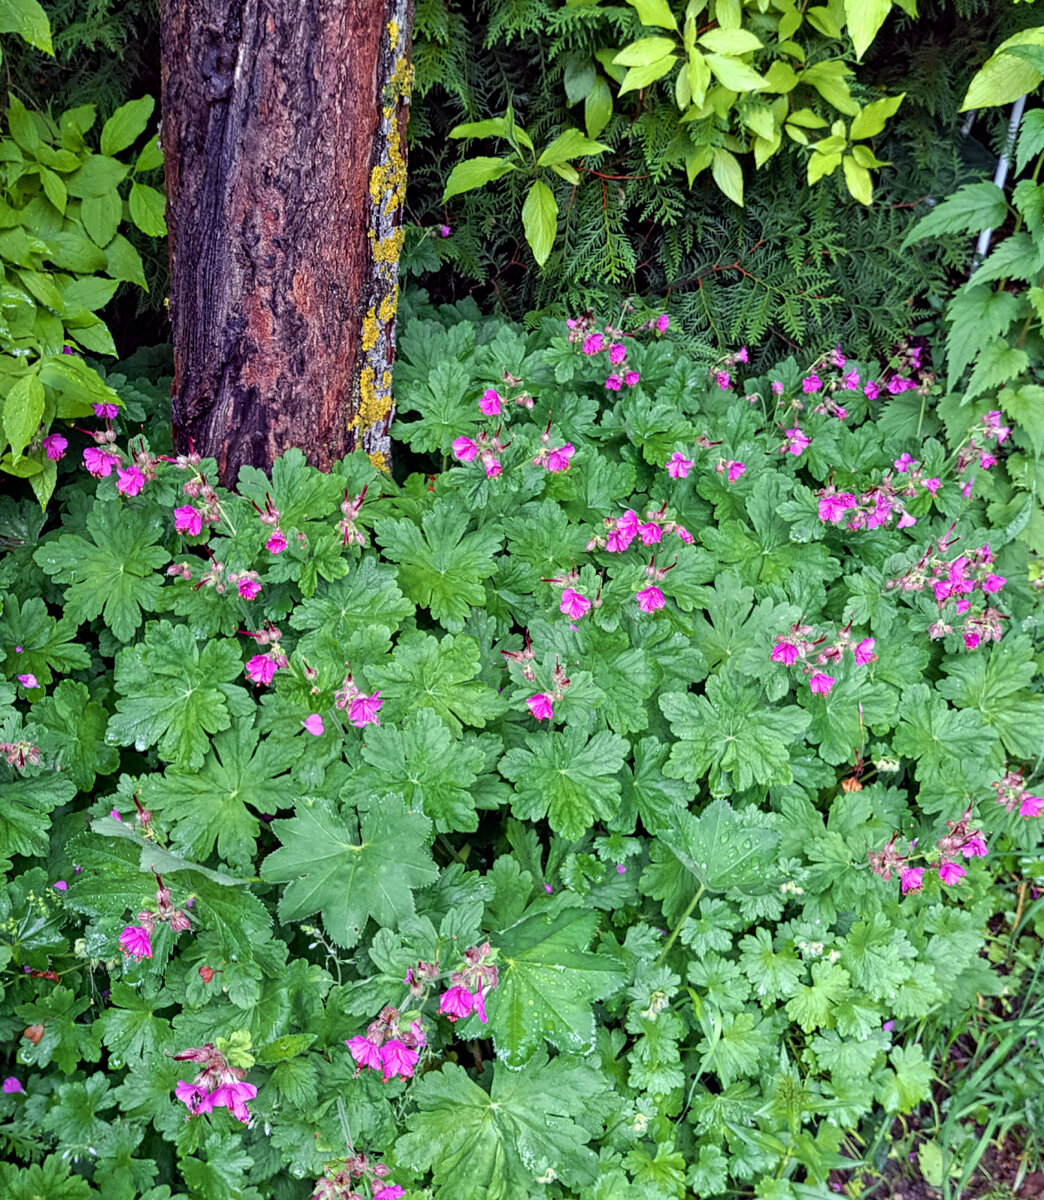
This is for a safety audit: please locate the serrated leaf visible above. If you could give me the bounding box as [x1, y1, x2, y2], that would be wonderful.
[658, 799, 780, 894]
[261, 793, 438, 948]
[0, 594, 91, 686]
[35, 680, 119, 791]
[901, 183, 1008, 249]
[961, 28, 1044, 110]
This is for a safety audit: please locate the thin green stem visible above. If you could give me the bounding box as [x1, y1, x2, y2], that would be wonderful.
[656, 882, 706, 966]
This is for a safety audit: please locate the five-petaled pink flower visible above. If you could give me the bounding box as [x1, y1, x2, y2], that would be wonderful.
[624, 370, 640, 387]
[1020, 794, 1043, 818]
[438, 986, 476, 1022]
[636, 586, 665, 613]
[346, 1036, 382, 1072]
[2, 1077, 24, 1094]
[484, 456, 502, 478]
[175, 1080, 212, 1115]
[349, 691, 383, 728]
[961, 836, 988, 858]
[560, 589, 590, 620]
[245, 654, 279, 686]
[982, 574, 1006, 593]
[43, 434, 67, 460]
[373, 1186, 405, 1200]
[809, 672, 835, 696]
[527, 693, 554, 721]
[656, 314, 669, 333]
[938, 861, 966, 886]
[84, 446, 118, 477]
[784, 427, 810, 456]
[209, 1079, 257, 1123]
[609, 342, 627, 364]
[667, 452, 693, 479]
[854, 638, 876, 665]
[116, 465, 145, 497]
[266, 529, 288, 553]
[727, 461, 746, 483]
[174, 505, 203, 536]
[638, 522, 662, 545]
[605, 374, 622, 391]
[302, 714, 324, 736]
[894, 453, 916, 473]
[379, 1039, 419, 1081]
[479, 389, 501, 416]
[17, 673, 39, 689]
[93, 403, 119, 419]
[452, 435, 478, 462]
[120, 925, 153, 960]
[802, 374, 822, 394]
[864, 380, 880, 400]
[238, 579, 261, 600]
[582, 333, 604, 355]
[900, 867, 924, 894]
[546, 444, 574, 473]
[770, 641, 799, 666]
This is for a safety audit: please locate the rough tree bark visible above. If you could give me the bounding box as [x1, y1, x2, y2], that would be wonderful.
[159, 0, 414, 485]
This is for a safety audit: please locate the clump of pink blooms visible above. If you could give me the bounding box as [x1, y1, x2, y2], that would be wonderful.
[241, 623, 289, 685]
[993, 770, 1043, 819]
[436, 941, 499, 1024]
[587, 505, 692, 554]
[312, 1152, 404, 1200]
[452, 428, 507, 478]
[174, 1042, 257, 1123]
[525, 659, 572, 722]
[346, 1005, 427, 1083]
[334, 672, 383, 728]
[815, 459, 940, 531]
[953, 411, 1011, 500]
[565, 311, 648, 386]
[870, 808, 988, 895]
[885, 528, 1006, 649]
[770, 622, 876, 694]
[121, 876, 192, 963]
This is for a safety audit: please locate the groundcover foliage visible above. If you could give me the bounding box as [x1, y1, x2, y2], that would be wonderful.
[1, 304, 1043, 1200]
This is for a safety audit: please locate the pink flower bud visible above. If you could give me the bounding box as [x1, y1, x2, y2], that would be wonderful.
[17, 674, 39, 689]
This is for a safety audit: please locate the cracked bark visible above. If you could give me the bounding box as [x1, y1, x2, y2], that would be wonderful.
[160, 0, 413, 486]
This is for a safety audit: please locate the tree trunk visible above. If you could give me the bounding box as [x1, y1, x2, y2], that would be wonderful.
[159, 0, 414, 485]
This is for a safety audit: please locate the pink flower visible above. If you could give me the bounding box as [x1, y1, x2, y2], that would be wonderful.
[17, 673, 39, 688]
[379, 1039, 419, 1081]
[938, 861, 966, 886]
[675, 526, 693, 544]
[735, 346, 749, 364]
[238, 579, 261, 600]
[624, 370, 640, 386]
[802, 374, 822, 394]
[809, 672, 835, 696]
[864, 380, 880, 400]
[175, 1080, 213, 1115]
[110, 809, 122, 821]
[526, 693, 554, 721]
[439, 224, 451, 237]
[841, 370, 860, 390]
[961, 836, 988, 858]
[636, 585, 665, 613]
[894, 453, 916, 474]
[374, 1187, 405, 1200]
[53, 880, 67, 891]
[2, 1077, 24, 1094]
[609, 342, 627, 364]
[546, 444, 575, 473]
[770, 641, 799, 666]
[727, 461, 746, 483]
[83, 446, 118, 477]
[853, 638, 875, 665]
[818, 495, 850, 523]
[771, 380, 784, 395]
[784, 427, 810, 456]
[616, 862, 627, 874]
[979, 452, 997, 470]
[656, 314, 670, 333]
[560, 589, 590, 619]
[667, 452, 693, 479]
[605, 374, 622, 391]
[93, 403, 119, 419]
[438, 986, 476, 1022]
[245, 654, 278, 686]
[302, 714, 324, 736]
[887, 377, 914, 394]
[1020, 794, 1043, 818]
[964, 630, 981, 650]
[120, 925, 153, 960]
[452, 435, 478, 462]
[116, 465, 145, 497]
[924, 477, 942, 495]
[897, 511, 917, 529]
[961, 478, 974, 499]
[479, 389, 501, 416]
[606, 529, 633, 553]
[484, 456, 502, 478]
[210, 1079, 257, 1123]
[346, 1035, 382, 1072]
[900, 867, 924, 894]
[582, 333, 604, 355]
[716, 371, 730, 390]
[982, 574, 1006, 593]
[638, 522, 662, 545]
[174, 505, 203, 536]
[266, 529, 288, 553]
[472, 985, 487, 1023]
[348, 691, 383, 728]
[42, 434, 67, 460]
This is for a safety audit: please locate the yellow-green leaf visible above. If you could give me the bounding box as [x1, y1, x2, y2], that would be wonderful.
[585, 76, 614, 138]
[763, 60, 798, 92]
[614, 36, 679, 67]
[808, 150, 842, 184]
[845, 0, 893, 59]
[787, 107, 829, 129]
[711, 147, 744, 206]
[538, 128, 609, 166]
[705, 53, 767, 91]
[842, 154, 873, 205]
[961, 27, 1044, 111]
[3, 371, 44, 460]
[522, 179, 558, 267]
[698, 28, 762, 55]
[806, 5, 842, 38]
[684, 145, 713, 186]
[618, 55, 678, 95]
[850, 92, 904, 140]
[801, 60, 860, 116]
[441, 157, 515, 202]
[626, 0, 679, 30]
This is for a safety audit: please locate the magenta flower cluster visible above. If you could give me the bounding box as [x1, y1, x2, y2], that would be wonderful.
[173, 1043, 257, 1123]
[770, 623, 875, 695]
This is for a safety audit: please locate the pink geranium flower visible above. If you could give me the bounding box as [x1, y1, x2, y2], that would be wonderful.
[116, 465, 145, 496]
[609, 342, 627, 364]
[636, 586, 665, 613]
[900, 867, 924, 894]
[42, 434, 67, 460]
[245, 654, 279, 686]
[93, 403, 119, 419]
[605, 374, 622, 391]
[302, 714, 324, 736]
[437, 986, 476, 1022]
[716, 371, 730, 390]
[853, 638, 875, 665]
[266, 529, 288, 553]
[1020, 794, 1043, 818]
[17, 673, 39, 688]
[667, 452, 693, 479]
[546, 444, 575, 473]
[84, 446, 118, 477]
[802, 374, 821, 394]
[624, 370, 640, 386]
[655, 314, 669, 333]
[373, 1186, 405, 1200]
[452, 435, 478, 462]
[346, 1035, 382, 1072]
[560, 589, 590, 619]
[210, 1079, 257, 1122]
[479, 389, 501, 416]
[961, 836, 988, 858]
[582, 333, 604, 355]
[938, 861, 966, 886]
[770, 641, 799, 666]
[894, 453, 916, 474]
[175, 1080, 213, 1115]
[526, 693, 554, 721]
[809, 672, 835, 695]
[784, 427, 810, 456]
[348, 691, 383, 728]
[120, 925, 153, 960]
[2, 1077, 24, 1094]
[174, 505, 203, 536]
[238, 579, 261, 600]
[864, 380, 880, 400]
[727, 461, 745, 483]
[379, 1039, 419, 1081]
[484, 456, 502, 478]
[638, 522, 662, 545]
